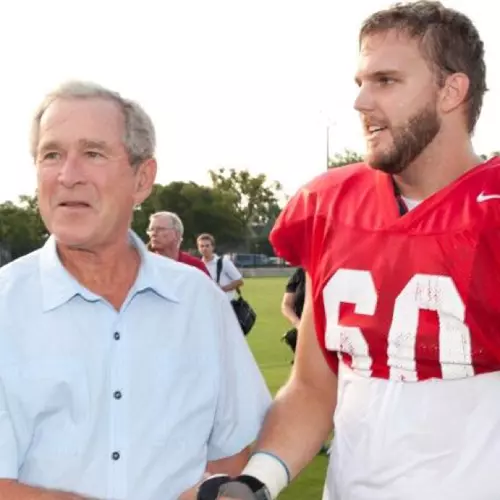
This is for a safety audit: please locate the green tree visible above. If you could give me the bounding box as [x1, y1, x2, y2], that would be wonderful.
[328, 149, 364, 169]
[208, 168, 283, 230]
[0, 195, 47, 259]
[132, 181, 246, 250]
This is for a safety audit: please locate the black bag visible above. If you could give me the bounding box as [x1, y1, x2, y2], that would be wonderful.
[281, 327, 298, 353]
[216, 257, 257, 336]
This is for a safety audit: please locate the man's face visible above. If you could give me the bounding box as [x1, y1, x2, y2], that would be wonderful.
[147, 217, 180, 252]
[36, 97, 156, 249]
[197, 238, 214, 259]
[354, 30, 442, 174]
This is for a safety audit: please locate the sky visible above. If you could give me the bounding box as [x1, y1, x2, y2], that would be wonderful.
[0, 0, 498, 202]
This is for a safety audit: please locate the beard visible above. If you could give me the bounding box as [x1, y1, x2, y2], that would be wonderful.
[365, 100, 441, 175]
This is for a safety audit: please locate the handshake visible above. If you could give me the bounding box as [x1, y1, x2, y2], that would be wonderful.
[196, 474, 271, 500]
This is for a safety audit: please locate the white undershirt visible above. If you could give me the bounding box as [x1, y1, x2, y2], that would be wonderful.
[324, 363, 500, 499]
[401, 195, 421, 211]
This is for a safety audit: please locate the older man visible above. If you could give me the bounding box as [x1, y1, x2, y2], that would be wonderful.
[147, 211, 210, 276]
[0, 81, 271, 500]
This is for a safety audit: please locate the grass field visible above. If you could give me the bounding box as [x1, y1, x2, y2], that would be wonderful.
[242, 276, 328, 500]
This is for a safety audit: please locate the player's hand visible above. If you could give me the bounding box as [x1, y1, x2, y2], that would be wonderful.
[196, 474, 270, 500]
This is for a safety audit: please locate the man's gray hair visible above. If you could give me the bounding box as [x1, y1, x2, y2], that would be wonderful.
[30, 80, 156, 168]
[150, 211, 184, 236]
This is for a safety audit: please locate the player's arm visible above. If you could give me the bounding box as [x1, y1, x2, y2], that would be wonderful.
[197, 274, 337, 499]
[207, 446, 251, 477]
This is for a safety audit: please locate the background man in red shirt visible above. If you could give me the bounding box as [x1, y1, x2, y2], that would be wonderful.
[147, 211, 210, 276]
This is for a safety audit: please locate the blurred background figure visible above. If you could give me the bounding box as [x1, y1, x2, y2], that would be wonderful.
[280, 267, 305, 360]
[197, 233, 243, 299]
[148, 211, 209, 276]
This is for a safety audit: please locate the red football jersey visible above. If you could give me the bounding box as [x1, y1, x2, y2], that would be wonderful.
[270, 157, 500, 381]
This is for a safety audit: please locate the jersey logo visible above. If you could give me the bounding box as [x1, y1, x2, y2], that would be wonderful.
[477, 191, 500, 202]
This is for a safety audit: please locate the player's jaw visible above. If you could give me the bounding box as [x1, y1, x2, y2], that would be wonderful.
[363, 101, 441, 175]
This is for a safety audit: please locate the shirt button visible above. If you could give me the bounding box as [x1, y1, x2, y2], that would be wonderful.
[113, 390, 122, 400]
[111, 451, 120, 461]
[114, 332, 120, 340]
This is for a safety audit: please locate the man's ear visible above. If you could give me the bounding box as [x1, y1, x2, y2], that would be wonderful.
[134, 158, 157, 205]
[439, 72, 470, 115]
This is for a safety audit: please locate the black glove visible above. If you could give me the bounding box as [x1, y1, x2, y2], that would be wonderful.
[197, 474, 271, 500]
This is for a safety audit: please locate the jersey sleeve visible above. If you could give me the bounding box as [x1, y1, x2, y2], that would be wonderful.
[270, 176, 341, 376]
[269, 187, 317, 272]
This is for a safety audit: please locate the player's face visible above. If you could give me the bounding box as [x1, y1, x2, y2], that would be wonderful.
[354, 30, 441, 174]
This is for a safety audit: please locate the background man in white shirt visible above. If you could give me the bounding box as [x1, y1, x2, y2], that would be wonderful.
[197, 233, 243, 301]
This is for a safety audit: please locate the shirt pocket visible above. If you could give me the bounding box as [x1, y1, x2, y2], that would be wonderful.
[4, 358, 90, 458]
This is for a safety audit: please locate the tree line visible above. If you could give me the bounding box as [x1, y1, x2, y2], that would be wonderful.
[1, 149, 498, 261]
[328, 150, 500, 169]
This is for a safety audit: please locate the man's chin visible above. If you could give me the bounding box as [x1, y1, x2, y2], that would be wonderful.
[365, 153, 404, 175]
[365, 153, 385, 170]
[51, 227, 96, 251]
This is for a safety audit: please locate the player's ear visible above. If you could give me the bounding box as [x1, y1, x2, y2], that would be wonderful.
[439, 72, 470, 115]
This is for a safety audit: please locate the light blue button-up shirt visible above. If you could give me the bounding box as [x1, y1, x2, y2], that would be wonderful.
[0, 232, 271, 500]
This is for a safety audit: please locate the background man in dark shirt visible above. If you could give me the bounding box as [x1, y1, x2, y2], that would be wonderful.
[281, 267, 306, 354]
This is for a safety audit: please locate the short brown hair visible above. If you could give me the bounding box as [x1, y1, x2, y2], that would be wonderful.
[197, 233, 215, 246]
[359, 1, 487, 133]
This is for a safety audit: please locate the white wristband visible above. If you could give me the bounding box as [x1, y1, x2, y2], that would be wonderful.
[241, 451, 291, 499]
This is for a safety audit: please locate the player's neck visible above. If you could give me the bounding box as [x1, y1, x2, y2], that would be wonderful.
[393, 135, 481, 201]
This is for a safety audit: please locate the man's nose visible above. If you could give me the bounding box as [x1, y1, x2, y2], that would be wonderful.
[58, 153, 85, 188]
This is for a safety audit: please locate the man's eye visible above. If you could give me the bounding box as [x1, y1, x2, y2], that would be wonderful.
[85, 151, 103, 159]
[42, 152, 60, 160]
[379, 76, 395, 85]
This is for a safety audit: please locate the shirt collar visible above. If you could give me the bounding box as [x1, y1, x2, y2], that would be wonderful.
[204, 254, 218, 264]
[39, 230, 179, 312]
